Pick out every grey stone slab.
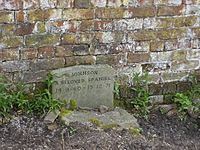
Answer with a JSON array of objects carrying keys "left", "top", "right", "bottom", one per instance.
[
  {"left": 44, "top": 110, "right": 60, "bottom": 123},
  {"left": 60, "top": 108, "right": 139, "bottom": 129},
  {"left": 51, "top": 65, "right": 115, "bottom": 108}
]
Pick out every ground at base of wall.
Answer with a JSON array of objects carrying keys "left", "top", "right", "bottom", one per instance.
[{"left": 1, "top": 111, "right": 200, "bottom": 150}]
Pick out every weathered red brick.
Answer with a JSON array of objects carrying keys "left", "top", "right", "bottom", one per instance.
[
  {"left": 23, "top": 0, "right": 39, "bottom": 9},
  {"left": 61, "top": 34, "right": 77, "bottom": 44},
  {"left": 127, "top": 7, "right": 156, "bottom": 18},
  {"left": 157, "top": 29, "right": 186, "bottom": 40},
  {"left": 95, "top": 31, "right": 125, "bottom": 44},
  {"left": 29, "top": 58, "right": 65, "bottom": 71},
  {"left": 142, "top": 62, "right": 170, "bottom": 72},
  {"left": 72, "top": 44, "right": 90, "bottom": 55},
  {"left": 128, "top": 30, "right": 157, "bottom": 41},
  {"left": 65, "top": 55, "right": 95, "bottom": 67},
  {"left": 63, "top": 9, "right": 94, "bottom": 20},
  {"left": 0, "top": 60, "right": 30, "bottom": 72},
  {"left": 55, "top": 46, "right": 73, "bottom": 57},
  {"left": 15, "top": 23, "right": 35, "bottom": 36},
  {"left": 66, "top": 21, "right": 80, "bottom": 32},
  {"left": 0, "top": 11, "right": 14, "bottom": 23},
  {"left": 25, "top": 34, "right": 60, "bottom": 47},
  {"left": 157, "top": 5, "right": 184, "bottom": 16},
  {"left": 17, "top": 70, "right": 48, "bottom": 83},
  {"left": 148, "top": 83, "right": 163, "bottom": 95},
  {"left": 107, "top": 0, "right": 122, "bottom": 7},
  {"left": 1, "top": 49, "right": 19, "bottom": 61},
  {"left": 57, "top": 0, "right": 74, "bottom": 8},
  {"left": 20, "top": 48, "right": 38, "bottom": 60},
  {"left": 176, "top": 82, "right": 192, "bottom": 92},
  {"left": 39, "top": 0, "right": 57, "bottom": 8},
  {"left": 0, "top": 0, "right": 22, "bottom": 10},
  {"left": 74, "top": 0, "right": 90, "bottom": 8},
  {"left": 127, "top": 53, "right": 150, "bottom": 63},
  {"left": 94, "top": 20, "right": 113, "bottom": 31},
  {"left": 79, "top": 33, "right": 94, "bottom": 44},
  {"left": 163, "top": 82, "right": 177, "bottom": 94},
  {"left": 0, "top": 24, "right": 16, "bottom": 36},
  {"left": 15, "top": 10, "right": 25, "bottom": 22},
  {"left": 91, "top": 0, "right": 106, "bottom": 7},
  {"left": 139, "top": 0, "right": 154, "bottom": 6},
  {"left": 28, "top": 9, "right": 51, "bottom": 21},
  {"left": 28, "top": 9, "right": 62, "bottom": 22},
  {"left": 96, "top": 54, "right": 126, "bottom": 66},
  {"left": 95, "top": 8, "right": 125, "bottom": 19},
  {"left": 79, "top": 20, "right": 94, "bottom": 31},
  {"left": 192, "top": 27, "right": 200, "bottom": 38},
  {"left": 0, "top": 36, "right": 23, "bottom": 48},
  {"left": 38, "top": 46, "right": 55, "bottom": 58},
  {"left": 150, "top": 41, "right": 164, "bottom": 52}
]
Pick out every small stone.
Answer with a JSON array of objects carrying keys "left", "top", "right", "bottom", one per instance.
[
  {"left": 44, "top": 110, "right": 60, "bottom": 123},
  {"left": 159, "top": 104, "right": 176, "bottom": 114},
  {"left": 47, "top": 123, "right": 58, "bottom": 130},
  {"left": 166, "top": 109, "right": 177, "bottom": 117},
  {"left": 188, "top": 107, "right": 199, "bottom": 119},
  {"left": 149, "top": 95, "right": 164, "bottom": 105},
  {"left": 74, "top": 0, "right": 90, "bottom": 8},
  {"left": 192, "top": 98, "right": 200, "bottom": 103},
  {"left": 99, "top": 105, "right": 109, "bottom": 113}
]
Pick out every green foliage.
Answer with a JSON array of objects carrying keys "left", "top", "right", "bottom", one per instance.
[
  {"left": 69, "top": 99, "right": 77, "bottom": 110},
  {"left": 68, "top": 126, "right": 77, "bottom": 136},
  {"left": 130, "top": 72, "right": 150, "bottom": 118},
  {"left": 174, "top": 93, "right": 192, "bottom": 114},
  {"left": 173, "top": 72, "right": 200, "bottom": 120},
  {"left": 129, "top": 127, "right": 142, "bottom": 136},
  {"left": 0, "top": 76, "right": 29, "bottom": 118},
  {"left": 89, "top": 118, "right": 102, "bottom": 126},
  {"left": 186, "top": 72, "right": 200, "bottom": 100},
  {"left": 114, "top": 82, "right": 120, "bottom": 99},
  {"left": 0, "top": 73, "right": 64, "bottom": 118},
  {"left": 31, "top": 73, "right": 64, "bottom": 115},
  {"left": 102, "top": 123, "right": 119, "bottom": 130}
]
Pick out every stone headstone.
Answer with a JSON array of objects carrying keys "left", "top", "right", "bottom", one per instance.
[{"left": 51, "top": 65, "right": 115, "bottom": 108}]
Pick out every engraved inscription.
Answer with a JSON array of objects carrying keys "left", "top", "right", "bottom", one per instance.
[{"left": 51, "top": 65, "right": 114, "bottom": 108}]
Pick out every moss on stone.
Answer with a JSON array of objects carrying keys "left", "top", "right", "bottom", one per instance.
[
  {"left": 89, "top": 118, "right": 102, "bottom": 126},
  {"left": 129, "top": 127, "right": 142, "bottom": 136},
  {"left": 69, "top": 99, "right": 77, "bottom": 110},
  {"left": 37, "top": 22, "right": 46, "bottom": 33},
  {"left": 1, "top": 36, "right": 23, "bottom": 48},
  {"left": 59, "top": 109, "right": 72, "bottom": 117},
  {"left": 113, "top": 99, "right": 125, "bottom": 109},
  {"left": 102, "top": 123, "right": 119, "bottom": 130}
]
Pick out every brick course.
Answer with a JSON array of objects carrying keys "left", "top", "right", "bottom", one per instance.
[{"left": 0, "top": 0, "right": 200, "bottom": 96}]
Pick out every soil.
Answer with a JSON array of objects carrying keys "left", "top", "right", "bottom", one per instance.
[{"left": 1, "top": 110, "right": 200, "bottom": 150}]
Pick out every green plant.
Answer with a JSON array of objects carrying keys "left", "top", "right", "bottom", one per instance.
[
  {"left": 173, "top": 72, "right": 200, "bottom": 120},
  {"left": 186, "top": 72, "right": 200, "bottom": 100},
  {"left": 0, "top": 73, "right": 64, "bottom": 118},
  {"left": 0, "top": 76, "right": 28, "bottom": 117},
  {"left": 114, "top": 82, "right": 120, "bottom": 99},
  {"left": 130, "top": 72, "right": 150, "bottom": 118},
  {"left": 102, "top": 123, "right": 119, "bottom": 130},
  {"left": 69, "top": 99, "right": 77, "bottom": 110},
  {"left": 89, "top": 118, "right": 102, "bottom": 126},
  {"left": 68, "top": 126, "right": 77, "bottom": 136},
  {"left": 129, "top": 127, "right": 142, "bottom": 136},
  {"left": 174, "top": 93, "right": 192, "bottom": 114},
  {"left": 30, "top": 73, "right": 64, "bottom": 115}
]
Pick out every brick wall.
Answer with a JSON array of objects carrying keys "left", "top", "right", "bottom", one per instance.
[{"left": 0, "top": 0, "right": 200, "bottom": 93}]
